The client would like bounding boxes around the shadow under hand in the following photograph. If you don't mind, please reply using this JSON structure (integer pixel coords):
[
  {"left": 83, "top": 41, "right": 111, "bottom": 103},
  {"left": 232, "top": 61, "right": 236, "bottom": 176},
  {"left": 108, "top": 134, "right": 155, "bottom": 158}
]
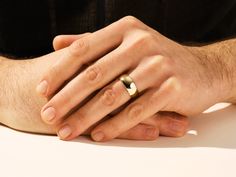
[{"left": 72, "top": 104, "right": 236, "bottom": 149}]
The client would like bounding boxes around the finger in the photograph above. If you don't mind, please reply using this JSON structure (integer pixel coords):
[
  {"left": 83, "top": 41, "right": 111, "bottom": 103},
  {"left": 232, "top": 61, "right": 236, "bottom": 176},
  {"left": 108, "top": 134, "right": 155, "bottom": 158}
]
[
  {"left": 54, "top": 56, "right": 168, "bottom": 139},
  {"left": 117, "top": 113, "right": 188, "bottom": 141},
  {"left": 53, "top": 33, "right": 91, "bottom": 51},
  {"left": 91, "top": 77, "right": 179, "bottom": 142},
  {"left": 158, "top": 112, "right": 189, "bottom": 137},
  {"left": 142, "top": 112, "right": 189, "bottom": 137},
  {"left": 62, "top": 120, "right": 160, "bottom": 141},
  {"left": 81, "top": 113, "right": 188, "bottom": 141},
  {"left": 92, "top": 78, "right": 179, "bottom": 141},
  {"left": 41, "top": 48, "right": 161, "bottom": 126},
  {"left": 40, "top": 45, "right": 133, "bottom": 125},
  {"left": 37, "top": 19, "right": 126, "bottom": 97},
  {"left": 56, "top": 81, "right": 129, "bottom": 140},
  {"left": 117, "top": 124, "right": 159, "bottom": 141}
]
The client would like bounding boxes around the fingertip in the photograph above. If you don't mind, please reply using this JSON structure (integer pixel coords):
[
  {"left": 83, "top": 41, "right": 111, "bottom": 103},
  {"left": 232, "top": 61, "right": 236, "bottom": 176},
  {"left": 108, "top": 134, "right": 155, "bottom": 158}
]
[
  {"left": 53, "top": 35, "right": 73, "bottom": 50},
  {"left": 41, "top": 106, "right": 56, "bottom": 124},
  {"left": 53, "top": 35, "right": 64, "bottom": 50},
  {"left": 57, "top": 125, "right": 72, "bottom": 140},
  {"left": 91, "top": 131, "right": 106, "bottom": 142}
]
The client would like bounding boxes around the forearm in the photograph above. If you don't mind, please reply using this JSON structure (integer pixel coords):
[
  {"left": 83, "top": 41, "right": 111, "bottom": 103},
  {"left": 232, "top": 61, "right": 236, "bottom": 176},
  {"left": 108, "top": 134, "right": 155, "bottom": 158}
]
[
  {"left": 0, "top": 55, "right": 55, "bottom": 133},
  {"left": 188, "top": 38, "right": 236, "bottom": 103},
  {"left": 0, "top": 56, "right": 19, "bottom": 122}
]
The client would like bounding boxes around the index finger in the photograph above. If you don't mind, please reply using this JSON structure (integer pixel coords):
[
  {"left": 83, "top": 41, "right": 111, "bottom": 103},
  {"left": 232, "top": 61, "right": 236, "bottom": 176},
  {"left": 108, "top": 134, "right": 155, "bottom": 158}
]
[{"left": 36, "top": 19, "right": 126, "bottom": 97}]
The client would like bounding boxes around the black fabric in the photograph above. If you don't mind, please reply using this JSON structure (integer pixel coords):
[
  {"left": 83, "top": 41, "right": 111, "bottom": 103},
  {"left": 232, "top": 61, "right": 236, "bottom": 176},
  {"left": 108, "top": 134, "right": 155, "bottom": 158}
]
[{"left": 0, "top": 0, "right": 236, "bottom": 59}]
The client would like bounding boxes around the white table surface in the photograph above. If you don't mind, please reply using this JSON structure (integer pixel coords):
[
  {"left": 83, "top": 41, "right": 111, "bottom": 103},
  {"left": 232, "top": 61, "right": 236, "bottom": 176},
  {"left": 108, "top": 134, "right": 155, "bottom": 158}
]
[{"left": 1, "top": 103, "right": 236, "bottom": 177}]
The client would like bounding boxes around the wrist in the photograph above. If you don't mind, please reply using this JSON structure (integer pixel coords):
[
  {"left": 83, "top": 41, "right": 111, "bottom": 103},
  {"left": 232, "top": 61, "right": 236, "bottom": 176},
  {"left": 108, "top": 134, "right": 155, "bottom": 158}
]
[
  {"left": 0, "top": 57, "right": 17, "bottom": 124},
  {"left": 0, "top": 55, "right": 55, "bottom": 133},
  {"left": 186, "top": 44, "right": 235, "bottom": 103}
]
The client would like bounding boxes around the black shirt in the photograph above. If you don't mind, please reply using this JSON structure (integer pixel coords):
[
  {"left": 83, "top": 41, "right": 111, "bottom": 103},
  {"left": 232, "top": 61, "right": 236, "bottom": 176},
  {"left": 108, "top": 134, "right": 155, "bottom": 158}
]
[{"left": 0, "top": 0, "right": 236, "bottom": 59}]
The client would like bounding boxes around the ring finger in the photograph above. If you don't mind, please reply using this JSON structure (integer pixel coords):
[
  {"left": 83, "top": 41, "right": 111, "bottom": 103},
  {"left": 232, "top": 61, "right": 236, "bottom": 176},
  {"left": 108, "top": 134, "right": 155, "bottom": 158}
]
[
  {"left": 56, "top": 55, "right": 169, "bottom": 140},
  {"left": 90, "top": 77, "right": 178, "bottom": 142}
]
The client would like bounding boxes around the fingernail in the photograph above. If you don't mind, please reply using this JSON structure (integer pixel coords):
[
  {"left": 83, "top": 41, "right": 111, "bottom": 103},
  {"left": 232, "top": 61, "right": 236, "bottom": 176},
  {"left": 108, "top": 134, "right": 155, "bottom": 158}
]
[
  {"left": 92, "top": 131, "right": 104, "bottom": 141},
  {"left": 58, "top": 125, "right": 72, "bottom": 139},
  {"left": 42, "top": 107, "right": 56, "bottom": 122},
  {"left": 36, "top": 80, "right": 48, "bottom": 95},
  {"left": 146, "top": 127, "right": 157, "bottom": 137},
  {"left": 170, "top": 122, "right": 185, "bottom": 132}
]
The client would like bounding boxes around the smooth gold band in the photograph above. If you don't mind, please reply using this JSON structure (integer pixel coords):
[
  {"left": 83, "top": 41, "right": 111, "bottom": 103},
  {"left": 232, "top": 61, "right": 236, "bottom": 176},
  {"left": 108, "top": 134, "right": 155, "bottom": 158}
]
[{"left": 119, "top": 74, "right": 139, "bottom": 98}]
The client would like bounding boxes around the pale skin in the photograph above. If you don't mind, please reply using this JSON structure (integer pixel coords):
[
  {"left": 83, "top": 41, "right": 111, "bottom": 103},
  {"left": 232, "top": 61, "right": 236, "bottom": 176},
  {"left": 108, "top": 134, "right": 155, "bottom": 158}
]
[
  {"left": 0, "top": 24, "right": 189, "bottom": 140},
  {"left": 34, "top": 16, "right": 236, "bottom": 142}
]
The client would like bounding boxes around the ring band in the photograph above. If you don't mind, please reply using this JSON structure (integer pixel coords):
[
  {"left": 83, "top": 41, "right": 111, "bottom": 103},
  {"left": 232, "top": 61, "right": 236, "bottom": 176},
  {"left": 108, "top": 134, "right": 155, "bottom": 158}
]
[{"left": 119, "top": 74, "right": 139, "bottom": 98}]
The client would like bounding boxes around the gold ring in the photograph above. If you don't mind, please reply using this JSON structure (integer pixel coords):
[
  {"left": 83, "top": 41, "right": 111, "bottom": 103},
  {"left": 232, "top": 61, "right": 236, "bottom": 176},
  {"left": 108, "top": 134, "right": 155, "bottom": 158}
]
[{"left": 119, "top": 74, "right": 139, "bottom": 98}]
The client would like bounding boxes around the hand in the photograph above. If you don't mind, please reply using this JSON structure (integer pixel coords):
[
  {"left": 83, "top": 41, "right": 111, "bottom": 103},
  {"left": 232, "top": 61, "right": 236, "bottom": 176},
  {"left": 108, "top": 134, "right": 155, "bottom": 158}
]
[
  {"left": 52, "top": 34, "right": 190, "bottom": 140},
  {"left": 0, "top": 52, "right": 188, "bottom": 141},
  {"left": 0, "top": 52, "right": 61, "bottom": 134},
  {"left": 38, "top": 16, "right": 222, "bottom": 142}
]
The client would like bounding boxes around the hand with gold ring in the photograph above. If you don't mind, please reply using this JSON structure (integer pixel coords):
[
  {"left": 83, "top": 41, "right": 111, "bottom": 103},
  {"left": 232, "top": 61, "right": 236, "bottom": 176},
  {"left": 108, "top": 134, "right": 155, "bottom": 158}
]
[{"left": 37, "top": 16, "right": 227, "bottom": 141}]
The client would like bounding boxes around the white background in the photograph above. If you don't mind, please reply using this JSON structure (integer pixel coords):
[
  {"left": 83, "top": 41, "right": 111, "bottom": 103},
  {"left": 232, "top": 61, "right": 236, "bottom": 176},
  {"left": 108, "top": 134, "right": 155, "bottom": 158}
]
[{"left": 0, "top": 103, "right": 236, "bottom": 177}]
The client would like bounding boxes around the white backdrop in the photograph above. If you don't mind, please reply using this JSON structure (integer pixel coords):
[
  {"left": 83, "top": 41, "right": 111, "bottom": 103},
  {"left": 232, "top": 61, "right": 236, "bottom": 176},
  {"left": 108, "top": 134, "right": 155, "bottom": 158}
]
[{"left": 0, "top": 103, "right": 236, "bottom": 177}]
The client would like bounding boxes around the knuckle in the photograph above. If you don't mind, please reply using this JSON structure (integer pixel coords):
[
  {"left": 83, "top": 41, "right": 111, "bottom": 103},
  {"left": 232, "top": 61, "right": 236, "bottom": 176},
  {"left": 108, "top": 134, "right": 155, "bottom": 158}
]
[
  {"left": 167, "top": 77, "right": 181, "bottom": 93},
  {"left": 133, "top": 32, "right": 156, "bottom": 50},
  {"left": 120, "top": 16, "right": 141, "bottom": 29},
  {"left": 138, "top": 33, "right": 152, "bottom": 44},
  {"left": 100, "top": 88, "right": 116, "bottom": 107},
  {"left": 157, "top": 56, "right": 173, "bottom": 76},
  {"left": 127, "top": 103, "right": 144, "bottom": 120},
  {"left": 84, "top": 64, "right": 103, "bottom": 84},
  {"left": 69, "top": 38, "right": 89, "bottom": 58},
  {"left": 147, "top": 55, "right": 165, "bottom": 74},
  {"left": 152, "top": 55, "right": 165, "bottom": 65}
]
